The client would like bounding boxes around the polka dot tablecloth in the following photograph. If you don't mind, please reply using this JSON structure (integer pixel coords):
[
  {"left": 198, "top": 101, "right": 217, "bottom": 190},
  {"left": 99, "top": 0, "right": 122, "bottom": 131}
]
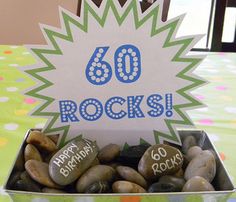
[{"left": 0, "top": 45, "right": 236, "bottom": 201}]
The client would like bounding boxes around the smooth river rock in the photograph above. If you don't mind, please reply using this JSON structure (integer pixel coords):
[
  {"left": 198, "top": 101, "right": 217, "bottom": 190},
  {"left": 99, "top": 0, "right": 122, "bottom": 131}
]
[
  {"left": 76, "top": 165, "right": 116, "bottom": 193},
  {"left": 182, "top": 135, "right": 197, "bottom": 154},
  {"left": 148, "top": 182, "right": 177, "bottom": 193},
  {"left": 112, "top": 181, "right": 146, "bottom": 193},
  {"left": 186, "top": 146, "right": 202, "bottom": 161},
  {"left": 25, "top": 160, "right": 60, "bottom": 188},
  {"left": 26, "top": 130, "right": 57, "bottom": 153},
  {"left": 49, "top": 138, "right": 98, "bottom": 186},
  {"left": 184, "top": 150, "right": 216, "bottom": 182},
  {"left": 138, "top": 144, "right": 183, "bottom": 180},
  {"left": 85, "top": 181, "right": 110, "bottom": 193},
  {"left": 159, "top": 175, "right": 185, "bottom": 191},
  {"left": 182, "top": 176, "right": 215, "bottom": 192},
  {"left": 98, "top": 144, "right": 120, "bottom": 163},
  {"left": 116, "top": 166, "right": 147, "bottom": 188},
  {"left": 24, "top": 144, "right": 42, "bottom": 162},
  {"left": 118, "top": 144, "right": 150, "bottom": 168}
]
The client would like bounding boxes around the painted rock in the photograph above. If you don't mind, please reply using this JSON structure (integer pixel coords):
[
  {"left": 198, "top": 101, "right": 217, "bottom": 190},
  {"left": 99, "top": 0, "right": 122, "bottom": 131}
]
[
  {"left": 49, "top": 138, "right": 98, "bottom": 186},
  {"left": 112, "top": 181, "right": 146, "bottom": 193},
  {"left": 26, "top": 130, "right": 57, "bottom": 153},
  {"left": 184, "top": 150, "right": 216, "bottom": 182},
  {"left": 186, "top": 146, "right": 202, "bottom": 161},
  {"left": 182, "top": 135, "right": 197, "bottom": 154},
  {"left": 118, "top": 144, "right": 150, "bottom": 168},
  {"left": 25, "top": 159, "right": 60, "bottom": 188},
  {"left": 98, "top": 144, "right": 120, "bottom": 163},
  {"left": 85, "top": 181, "right": 110, "bottom": 193},
  {"left": 138, "top": 144, "right": 183, "bottom": 180},
  {"left": 24, "top": 144, "right": 42, "bottom": 162},
  {"left": 148, "top": 182, "right": 177, "bottom": 193},
  {"left": 159, "top": 175, "right": 185, "bottom": 191},
  {"left": 76, "top": 165, "right": 116, "bottom": 193},
  {"left": 182, "top": 176, "right": 215, "bottom": 192},
  {"left": 116, "top": 166, "right": 147, "bottom": 188}
]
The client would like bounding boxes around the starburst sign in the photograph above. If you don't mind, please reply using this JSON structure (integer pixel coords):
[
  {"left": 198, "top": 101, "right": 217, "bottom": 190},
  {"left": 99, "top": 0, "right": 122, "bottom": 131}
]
[{"left": 24, "top": 0, "right": 205, "bottom": 147}]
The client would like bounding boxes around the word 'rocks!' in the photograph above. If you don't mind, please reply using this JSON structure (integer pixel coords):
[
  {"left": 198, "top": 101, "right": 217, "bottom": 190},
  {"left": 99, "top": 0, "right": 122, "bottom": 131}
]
[
  {"left": 138, "top": 144, "right": 183, "bottom": 181},
  {"left": 49, "top": 138, "right": 98, "bottom": 186}
]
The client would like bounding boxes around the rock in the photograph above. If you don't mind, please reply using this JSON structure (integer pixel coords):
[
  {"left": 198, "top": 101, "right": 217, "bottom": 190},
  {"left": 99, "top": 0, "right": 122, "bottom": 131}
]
[
  {"left": 138, "top": 144, "right": 183, "bottom": 180},
  {"left": 148, "top": 182, "right": 177, "bottom": 192},
  {"left": 8, "top": 171, "right": 21, "bottom": 189},
  {"left": 48, "top": 134, "right": 59, "bottom": 144},
  {"left": 159, "top": 175, "right": 185, "bottom": 191},
  {"left": 173, "top": 168, "right": 184, "bottom": 178},
  {"left": 76, "top": 165, "right": 116, "bottom": 193},
  {"left": 182, "top": 135, "right": 197, "bottom": 154},
  {"left": 43, "top": 150, "right": 58, "bottom": 163},
  {"left": 90, "top": 157, "right": 100, "bottom": 167},
  {"left": 85, "top": 181, "right": 110, "bottom": 193},
  {"left": 14, "top": 179, "right": 41, "bottom": 192},
  {"left": 118, "top": 144, "right": 150, "bottom": 168},
  {"left": 42, "top": 187, "right": 66, "bottom": 193},
  {"left": 186, "top": 146, "right": 202, "bottom": 161},
  {"left": 116, "top": 166, "right": 147, "bottom": 188},
  {"left": 26, "top": 130, "right": 57, "bottom": 153},
  {"left": 182, "top": 176, "right": 215, "bottom": 192},
  {"left": 24, "top": 144, "right": 42, "bottom": 162},
  {"left": 184, "top": 150, "right": 216, "bottom": 182},
  {"left": 14, "top": 150, "right": 24, "bottom": 171},
  {"left": 98, "top": 144, "right": 120, "bottom": 163},
  {"left": 19, "top": 171, "right": 42, "bottom": 192},
  {"left": 25, "top": 159, "right": 60, "bottom": 188},
  {"left": 49, "top": 138, "right": 98, "bottom": 186},
  {"left": 112, "top": 181, "right": 146, "bottom": 193}
]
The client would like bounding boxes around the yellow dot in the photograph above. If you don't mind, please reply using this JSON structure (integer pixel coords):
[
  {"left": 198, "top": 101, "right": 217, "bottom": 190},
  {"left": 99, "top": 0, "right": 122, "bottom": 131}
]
[
  {"left": 220, "top": 95, "right": 233, "bottom": 101},
  {"left": 14, "top": 109, "right": 28, "bottom": 116},
  {"left": 16, "top": 57, "right": 24, "bottom": 60},
  {"left": 0, "top": 137, "right": 8, "bottom": 147},
  {"left": 210, "top": 76, "right": 223, "bottom": 82},
  {"left": 231, "top": 119, "right": 236, "bottom": 126}
]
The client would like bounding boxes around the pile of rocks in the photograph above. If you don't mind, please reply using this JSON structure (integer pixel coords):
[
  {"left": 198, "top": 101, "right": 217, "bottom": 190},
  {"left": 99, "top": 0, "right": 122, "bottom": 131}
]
[{"left": 8, "top": 130, "right": 216, "bottom": 193}]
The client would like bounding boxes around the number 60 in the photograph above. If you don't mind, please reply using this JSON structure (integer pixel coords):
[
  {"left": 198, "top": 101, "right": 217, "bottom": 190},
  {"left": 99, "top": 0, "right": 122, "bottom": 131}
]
[{"left": 85, "top": 44, "right": 141, "bottom": 85}]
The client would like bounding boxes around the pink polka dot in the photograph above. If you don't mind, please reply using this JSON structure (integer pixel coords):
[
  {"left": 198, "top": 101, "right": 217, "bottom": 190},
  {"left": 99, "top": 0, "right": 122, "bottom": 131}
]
[
  {"left": 0, "top": 76, "right": 4, "bottom": 81},
  {"left": 216, "top": 86, "right": 227, "bottom": 91},
  {"left": 195, "top": 94, "right": 205, "bottom": 100},
  {"left": 198, "top": 119, "right": 214, "bottom": 125},
  {"left": 24, "top": 98, "right": 37, "bottom": 104}
]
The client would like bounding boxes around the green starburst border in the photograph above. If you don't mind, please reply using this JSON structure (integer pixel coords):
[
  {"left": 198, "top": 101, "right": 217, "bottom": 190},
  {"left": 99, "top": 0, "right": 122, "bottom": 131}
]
[{"left": 24, "top": 0, "right": 205, "bottom": 147}]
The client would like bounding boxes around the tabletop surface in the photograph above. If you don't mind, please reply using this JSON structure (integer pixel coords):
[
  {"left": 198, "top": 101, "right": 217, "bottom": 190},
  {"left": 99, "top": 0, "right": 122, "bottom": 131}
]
[{"left": 0, "top": 45, "right": 235, "bottom": 201}]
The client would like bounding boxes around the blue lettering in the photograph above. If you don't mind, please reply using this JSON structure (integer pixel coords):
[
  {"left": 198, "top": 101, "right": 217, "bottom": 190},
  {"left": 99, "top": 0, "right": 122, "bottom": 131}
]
[
  {"left": 127, "top": 95, "right": 145, "bottom": 118},
  {"left": 105, "top": 96, "right": 127, "bottom": 119},
  {"left": 59, "top": 100, "right": 80, "bottom": 122},
  {"left": 147, "top": 94, "right": 164, "bottom": 117}
]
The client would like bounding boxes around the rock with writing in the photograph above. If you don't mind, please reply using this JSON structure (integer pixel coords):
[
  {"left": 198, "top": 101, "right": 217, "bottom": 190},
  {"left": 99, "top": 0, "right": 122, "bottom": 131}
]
[
  {"left": 138, "top": 144, "right": 183, "bottom": 181},
  {"left": 49, "top": 138, "right": 98, "bottom": 186}
]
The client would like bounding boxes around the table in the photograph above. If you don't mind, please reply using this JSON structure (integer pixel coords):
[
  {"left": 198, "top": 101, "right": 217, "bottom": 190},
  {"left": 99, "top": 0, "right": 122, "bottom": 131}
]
[{"left": 0, "top": 45, "right": 235, "bottom": 201}]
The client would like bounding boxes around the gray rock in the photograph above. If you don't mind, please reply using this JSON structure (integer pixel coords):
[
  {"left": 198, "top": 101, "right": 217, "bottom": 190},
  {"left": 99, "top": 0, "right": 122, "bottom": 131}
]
[
  {"left": 14, "top": 179, "right": 41, "bottom": 192},
  {"left": 85, "top": 181, "right": 110, "bottom": 193},
  {"left": 159, "top": 175, "right": 185, "bottom": 191},
  {"left": 138, "top": 144, "right": 183, "bottom": 180},
  {"left": 186, "top": 146, "right": 202, "bottom": 161},
  {"left": 24, "top": 144, "right": 42, "bottom": 162},
  {"left": 76, "top": 165, "right": 116, "bottom": 193},
  {"left": 112, "top": 181, "right": 146, "bottom": 193},
  {"left": 184, "top": 150, "right": 216, "bottom": 182},
  {"left": 182, "top": 176, "right": 215, "bottom": 192},
  {"left": 148, "top": 182, "right": 177, "bottom": 192},
  {"left": 49, "top": 138, "right": 98, "bottom": 186},
  {"left": 98, "top": 144, "right": 120, "bottom": 163},
  {"left": 182, "top": 135, "right": 197, "bottom": 154},
  {"left": 25, "top": 159, "right": 61, "bottom": 188},
  {"left": 116, "top": 166, "right": 147, "bottom": 188},
  {"left": 26, "top": 130, "right": 57, "bottom": 153}
]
